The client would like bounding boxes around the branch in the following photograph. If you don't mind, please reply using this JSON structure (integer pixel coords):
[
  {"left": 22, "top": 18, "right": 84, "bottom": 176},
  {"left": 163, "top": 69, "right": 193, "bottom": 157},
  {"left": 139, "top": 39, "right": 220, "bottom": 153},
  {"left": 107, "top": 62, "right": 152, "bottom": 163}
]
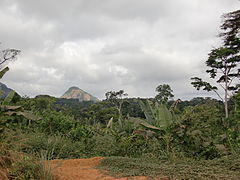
[
  {"left": 0, "top": 49, "right": 20, "bottom": 66},
  {"left": 219, "top": 83, "right": 225, "bottom": 90},
  {"left": 212, "top": 89, "right": 224, "bottom": 102},
  {"left": 228, "top": 76, "right": 236, "bottom": 87},
  {"left": 191, "top": 77, "right": 224, "bottom": 101}
]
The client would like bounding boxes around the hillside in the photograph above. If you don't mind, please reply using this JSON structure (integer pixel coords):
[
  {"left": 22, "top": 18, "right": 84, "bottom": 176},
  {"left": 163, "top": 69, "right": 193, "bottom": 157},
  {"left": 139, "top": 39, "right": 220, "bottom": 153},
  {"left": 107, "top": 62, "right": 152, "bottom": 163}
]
[{"left": 0, "top": 82, "right": 14, "bottom": 98}]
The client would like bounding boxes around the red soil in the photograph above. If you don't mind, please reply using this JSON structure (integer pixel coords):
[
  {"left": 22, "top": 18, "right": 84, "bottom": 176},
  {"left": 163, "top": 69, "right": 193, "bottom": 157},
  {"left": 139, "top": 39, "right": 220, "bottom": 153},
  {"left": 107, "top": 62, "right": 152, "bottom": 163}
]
[{"left": 49, "top": 157, "right": 169, "bottom": 180}]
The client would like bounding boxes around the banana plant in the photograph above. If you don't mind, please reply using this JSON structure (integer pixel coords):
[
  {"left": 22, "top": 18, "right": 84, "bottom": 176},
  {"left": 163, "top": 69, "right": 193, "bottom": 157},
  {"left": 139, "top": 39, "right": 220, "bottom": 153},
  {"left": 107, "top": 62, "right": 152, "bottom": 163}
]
[
  {"left": 138, "top": 99, "right": 175, "bottom": 131},
  {"left": 136, "top": 99, "right": 179, "bottom": 154},
  {"left": 0, "top": 67, "right": 40, "bottom": 132},
  {"left": 105, "top": 99, "right": 175, "bottom": 135}
]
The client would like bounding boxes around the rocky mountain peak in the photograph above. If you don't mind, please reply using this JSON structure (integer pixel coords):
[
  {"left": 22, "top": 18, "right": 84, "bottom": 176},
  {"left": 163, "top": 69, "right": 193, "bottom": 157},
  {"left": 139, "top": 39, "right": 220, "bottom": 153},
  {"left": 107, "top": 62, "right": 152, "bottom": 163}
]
[{"left": 61, "top": 86, "right": 99, "bottom": 102}]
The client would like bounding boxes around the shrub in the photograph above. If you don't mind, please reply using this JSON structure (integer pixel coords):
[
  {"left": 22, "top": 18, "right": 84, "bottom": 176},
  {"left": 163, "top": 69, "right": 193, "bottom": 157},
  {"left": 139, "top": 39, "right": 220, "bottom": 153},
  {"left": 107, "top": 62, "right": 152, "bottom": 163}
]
[{"left": 173, "top": 104, "right": 227, "bottom": 159}]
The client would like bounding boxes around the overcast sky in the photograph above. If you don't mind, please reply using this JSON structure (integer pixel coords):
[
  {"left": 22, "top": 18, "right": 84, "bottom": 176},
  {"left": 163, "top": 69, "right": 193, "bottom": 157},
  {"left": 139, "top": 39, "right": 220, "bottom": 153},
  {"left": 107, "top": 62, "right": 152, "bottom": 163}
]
[{"left": 0, "top": 0, "right": 239, "bottom": 100}]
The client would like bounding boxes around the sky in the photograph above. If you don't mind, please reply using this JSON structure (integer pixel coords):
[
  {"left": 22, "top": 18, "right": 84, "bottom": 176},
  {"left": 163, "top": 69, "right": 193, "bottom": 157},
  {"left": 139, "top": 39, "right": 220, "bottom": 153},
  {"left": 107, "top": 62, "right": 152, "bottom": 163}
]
[{"left": 0, "top": 0, "right": 239, "bottom": 100}]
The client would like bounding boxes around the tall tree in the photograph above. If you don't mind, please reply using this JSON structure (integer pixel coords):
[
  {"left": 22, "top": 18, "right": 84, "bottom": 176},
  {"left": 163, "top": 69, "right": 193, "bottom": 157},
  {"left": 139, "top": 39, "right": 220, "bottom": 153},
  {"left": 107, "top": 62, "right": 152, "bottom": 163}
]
[
  {"left": 191, "top": 10, "right": 240, "bottom": 118},
  {"left": 155, "top": 84, "right": 174, "bottom": 103},
  {"left": 105, "top": 90, "right": 128, "bottom": 126}
]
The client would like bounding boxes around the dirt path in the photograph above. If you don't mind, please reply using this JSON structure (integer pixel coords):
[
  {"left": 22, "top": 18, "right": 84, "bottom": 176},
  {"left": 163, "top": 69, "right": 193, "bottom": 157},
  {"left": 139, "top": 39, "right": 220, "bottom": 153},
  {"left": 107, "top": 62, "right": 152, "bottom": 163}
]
[{"left": 49, "top": 157, "right": 168, "bottom": 180}]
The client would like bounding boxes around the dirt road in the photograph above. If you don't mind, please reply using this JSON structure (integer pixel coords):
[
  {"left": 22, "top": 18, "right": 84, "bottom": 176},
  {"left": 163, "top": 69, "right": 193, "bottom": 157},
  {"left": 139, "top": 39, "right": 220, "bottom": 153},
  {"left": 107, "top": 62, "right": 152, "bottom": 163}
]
[{"left": 49, "top": 157, "right": 168, "bottom": 180}]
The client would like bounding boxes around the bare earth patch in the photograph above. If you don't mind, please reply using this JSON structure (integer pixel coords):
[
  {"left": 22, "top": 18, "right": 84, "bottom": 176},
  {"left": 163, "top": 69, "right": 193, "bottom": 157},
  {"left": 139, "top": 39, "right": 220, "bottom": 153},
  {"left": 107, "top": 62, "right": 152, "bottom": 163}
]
[{"left": 49, "top": 157, "right": 168, "bottom": 180}]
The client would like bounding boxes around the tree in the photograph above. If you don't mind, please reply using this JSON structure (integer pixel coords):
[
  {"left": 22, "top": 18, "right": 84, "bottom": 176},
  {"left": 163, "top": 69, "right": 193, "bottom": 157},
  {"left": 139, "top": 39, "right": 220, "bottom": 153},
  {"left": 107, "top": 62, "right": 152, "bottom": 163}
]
[
  {"left": 0, "top": 45, "right": 20, "bottom": 98},
  {"left": 0, "top": 46, "right": 20, "bottom": 68},
  {"left": 0, "top": 45, "right": 20, "bottom": 78},
  {"left": 191, "top": 10, "right": 240, "bottom": 118},
  {"left": 105, "top": 90, "right": 128, "bottom": 127},
  {"left": 155, "top": 84, "right": 174, "bottom": 103}
]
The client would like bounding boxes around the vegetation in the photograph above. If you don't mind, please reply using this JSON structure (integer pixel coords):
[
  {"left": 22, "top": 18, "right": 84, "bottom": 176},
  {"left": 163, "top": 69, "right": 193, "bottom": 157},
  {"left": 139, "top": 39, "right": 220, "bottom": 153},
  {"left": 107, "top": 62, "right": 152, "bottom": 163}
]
[
  {"left": 0, "top": 9, "right": 239, "bottom": 180},
  {"left": 98, "top": 156, "right": 240, "bottom": 179},
  {"left": 191, "top": 10, "right": 240, "bottom": 118},
  {"left": 155, "top": 84, "right": 174, "bottom": 103}
]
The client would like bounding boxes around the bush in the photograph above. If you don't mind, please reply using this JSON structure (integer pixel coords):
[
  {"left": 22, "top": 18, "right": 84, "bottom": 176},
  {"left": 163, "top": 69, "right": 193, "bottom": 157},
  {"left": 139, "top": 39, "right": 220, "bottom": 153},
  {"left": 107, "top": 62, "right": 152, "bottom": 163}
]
[
  {"left": 37, "top": 110, "right": 75, "bottom": 135},
  {"left": 173, "top": 104, "right": 227, "bottom": 159},
  {"left": 14, "top": 132, "right": 87, "bottom": 159}
]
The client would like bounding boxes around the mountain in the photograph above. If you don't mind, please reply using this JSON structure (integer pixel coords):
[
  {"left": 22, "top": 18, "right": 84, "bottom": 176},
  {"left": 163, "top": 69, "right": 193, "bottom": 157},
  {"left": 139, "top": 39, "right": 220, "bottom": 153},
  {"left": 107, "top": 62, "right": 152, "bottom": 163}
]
[
  {"left": 0, "top": 82, "right": 14, "bottom": 98},
  {"left": 61, "top": 86, "right": 99, "bottom": 102}
]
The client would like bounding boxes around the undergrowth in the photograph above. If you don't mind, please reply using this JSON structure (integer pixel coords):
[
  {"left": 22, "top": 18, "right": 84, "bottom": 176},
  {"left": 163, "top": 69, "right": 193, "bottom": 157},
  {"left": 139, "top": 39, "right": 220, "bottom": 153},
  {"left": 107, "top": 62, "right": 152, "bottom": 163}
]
[
  {"left": 0, "top": 132, "right": 54, "bottom": 180},
  {"left": 98, "top": 155, "right": 240, "bottom": 180}
]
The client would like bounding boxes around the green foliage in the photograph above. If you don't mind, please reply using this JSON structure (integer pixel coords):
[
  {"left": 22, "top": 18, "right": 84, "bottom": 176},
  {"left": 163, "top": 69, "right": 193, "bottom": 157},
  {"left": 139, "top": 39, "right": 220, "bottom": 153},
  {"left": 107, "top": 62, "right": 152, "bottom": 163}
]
[
  {"left": 0, "top": 91, "right": 39, "bottom": 133},
  {"left": 191, "top": 77, "right": 218, "bottom": 92},
  {"left": 2, "top": 90, "right": 15, "bottom": 105},
  {"left": 121, "top": 98, "right": 145, "bottom": 118},
  {"left": 226, "top": 91, "right": 240, "bottom": 153},
  {"left": 105, "top": 90, "right": 128, "bottom": 101},
  {"left": 9, "top": 154, "right": 43, "bottom": 180},
  {"left": 155, "top": 84, "right": 174, "bottom": 103},
  {"left": 139, "top": 99, "right": 175, "bottom": 130},
  {"left": 0, "top": 67, "right": 9, "bottom": 79},
  {"left": 68, "top": 125, "right": 94, "bottom": 141},
  {"left": 38, "top": 110, "right": 75, "bottom": 135},
  {"left": 105, "top": 90, "right": 128, "bottom": 127},
  {"left": 191, "top": 10, "right": 240, "bottom": 118},
  {"left": 220, "top": 10, "right": 240, "bottom": 55},
  {"left": 0, "top": 131, "right": 53, "bottom": 180},
  {"left": 18, "top": 95, "right": 56, "bottom": 113},
  {"left": 84, "top": 102, "right": 118, "bottom": 125},
  {"left": 0, "top": 43, "right": 239, "bottom": 180},
  {"left": 15, "top": 132, "right": 86, "bottom": 159},
  {"left": 174, "top": 104, "right": 227, "bottom": 159}
]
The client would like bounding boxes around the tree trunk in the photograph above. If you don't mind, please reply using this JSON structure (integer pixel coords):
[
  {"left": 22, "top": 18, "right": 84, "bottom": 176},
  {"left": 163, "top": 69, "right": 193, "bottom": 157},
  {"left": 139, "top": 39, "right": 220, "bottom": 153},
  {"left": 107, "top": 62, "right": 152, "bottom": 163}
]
[
  {"left": 224, "top": 92, "right": 229, "bottom": 118},
  {"left": 117, "top": 101, "right": 123, "bottom": 128},
  {"left": 224, "top": 72, "right": 229, "bottom": 118}
]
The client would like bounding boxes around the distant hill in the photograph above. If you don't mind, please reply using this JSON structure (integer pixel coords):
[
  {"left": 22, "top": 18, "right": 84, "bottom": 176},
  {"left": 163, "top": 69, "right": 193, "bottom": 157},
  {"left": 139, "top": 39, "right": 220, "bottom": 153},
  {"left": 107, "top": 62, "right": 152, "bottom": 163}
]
[
  {"left": 0, "top": 82, "right": 14, "bottom": 98},
  {"left": 61, "top": 86, "right": 99, "bottom": 102}
]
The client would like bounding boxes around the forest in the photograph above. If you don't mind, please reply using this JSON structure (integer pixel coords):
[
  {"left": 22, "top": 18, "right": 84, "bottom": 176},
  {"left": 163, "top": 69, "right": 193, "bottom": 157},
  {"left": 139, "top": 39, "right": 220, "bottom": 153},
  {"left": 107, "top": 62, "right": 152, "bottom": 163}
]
[{"left": 0, "top": 9, "right": 240, "bottom": 180}]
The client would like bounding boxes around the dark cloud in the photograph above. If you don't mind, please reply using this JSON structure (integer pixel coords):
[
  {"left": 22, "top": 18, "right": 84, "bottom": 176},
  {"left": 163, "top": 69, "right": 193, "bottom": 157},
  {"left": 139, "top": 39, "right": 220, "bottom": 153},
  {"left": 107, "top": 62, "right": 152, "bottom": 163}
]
[{"left": 0, "top": 0, "right": 239, "bottom": 100}]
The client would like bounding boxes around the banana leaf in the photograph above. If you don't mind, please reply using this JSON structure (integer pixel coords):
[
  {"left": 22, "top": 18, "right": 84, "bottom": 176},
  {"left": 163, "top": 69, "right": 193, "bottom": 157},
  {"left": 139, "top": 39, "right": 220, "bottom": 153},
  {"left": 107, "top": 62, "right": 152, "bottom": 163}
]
[
  {"left": 107, "top": 117, "right": 113, "bottom": 129},
  {"left": 138, "top": 99, "right": 174, "bottom": 130},
  {"left": 0, "top": 67, "right": 9, "bottom": 79},
  {"left": 2, "top": 90, "right": 15, "bottom": 105},
  {"left": 138, "top": 100, "right": 155, "bottom": 124},
  {"left": 140, "top": 122, "right": 161, "bottom": 131},
  {"left": 4, "top": 111, "right": 40, "bottom": 121},
  {"left": 154, "top": 103, "right": 173, "bottom": 129},
  {"left": 0, "top": 105, "right": 22, "bottom": 110}
]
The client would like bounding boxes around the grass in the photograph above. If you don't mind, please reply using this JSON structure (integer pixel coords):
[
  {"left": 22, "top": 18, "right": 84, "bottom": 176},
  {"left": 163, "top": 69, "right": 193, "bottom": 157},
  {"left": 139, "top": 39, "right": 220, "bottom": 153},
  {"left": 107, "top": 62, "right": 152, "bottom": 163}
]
[
  {"left": 0, "top": 131, "right": 54, "bottom": 180},
  {"left": 97, "top": 155, "right": 240, "bottom": 180}
]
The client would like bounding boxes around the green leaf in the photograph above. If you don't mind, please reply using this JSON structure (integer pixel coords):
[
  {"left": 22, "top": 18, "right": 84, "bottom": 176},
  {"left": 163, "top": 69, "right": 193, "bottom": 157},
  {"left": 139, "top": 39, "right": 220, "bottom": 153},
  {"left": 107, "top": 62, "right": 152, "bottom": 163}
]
[
  {"left": 155, "top": 103, "right": 173, "bottom": 129},
  {"left": 139, "top": 99, "right": 174, "bottom": 129},
  {"left": 0, "top": 90, "right": 3, "bottom": 97},
  {"left": 2, "top": 90, "right": 15, "bottom": 105},
  {"left": 4, "top": 111, "right": 40, "bottom": 121},
  {"left": 138, "top": 100, "right": 155, "bottom": 124},
  {"left": 0, "top": 67, "right": 9, "bottom": 79}
]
